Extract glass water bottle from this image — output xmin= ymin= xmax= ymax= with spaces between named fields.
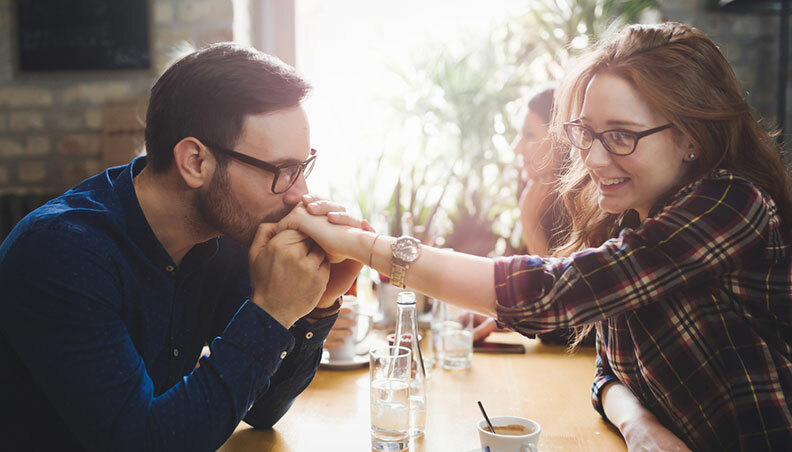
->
xmin=394 ymin=291 xmax=427 ymax=437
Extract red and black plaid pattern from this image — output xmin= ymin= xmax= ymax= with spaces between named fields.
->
xmin=494 ymin=170 xmax=792 ymax=451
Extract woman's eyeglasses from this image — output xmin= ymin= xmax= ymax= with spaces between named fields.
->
xmin=563 ymin=121 xmax=672 ymax=156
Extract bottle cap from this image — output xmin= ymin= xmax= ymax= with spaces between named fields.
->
xmin=396 ymin=291 xmax=417 ymax=305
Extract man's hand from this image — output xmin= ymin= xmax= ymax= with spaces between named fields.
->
xmin=276 ymin=195 xmax=373 ymax=264
xmin=277 ymin=195 xmax=375 ymax=309
xmin=247 ymin=224 xmax=330 ymax=329
xmin=314 ymin=259 xmax=363 ymax=308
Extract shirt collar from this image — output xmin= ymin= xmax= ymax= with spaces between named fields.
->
xmin=110 ymin=157 xmax=228 ymax=276
xmin=113 ymin=156 xmax=176 ymax=270
xmin=610 ymin=177 xmax=696 ymax=235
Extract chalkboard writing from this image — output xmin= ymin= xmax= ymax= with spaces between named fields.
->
xmin=17 ymin=0 xmax=150 ymax=71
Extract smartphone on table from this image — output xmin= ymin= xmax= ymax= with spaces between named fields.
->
xmin=473 ymin=341 xmax=526 ymax=354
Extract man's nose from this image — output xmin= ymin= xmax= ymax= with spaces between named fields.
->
xmin=282 ymin=175 xmax=309 ymax=205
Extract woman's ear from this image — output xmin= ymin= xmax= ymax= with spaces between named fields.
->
xmin=172 ymin=138 xmax=215 ymax=188
xmin=684 ymin=143 xmax=697 ymax=162
xmin=676 ymin=133 xmax=696 ymax=162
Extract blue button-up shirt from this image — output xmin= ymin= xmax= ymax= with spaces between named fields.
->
xmin=0 ymin=157 xmax=336 ymax=451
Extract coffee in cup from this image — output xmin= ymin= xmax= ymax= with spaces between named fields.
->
xmin=477 ymin=416 xmax=541 ymax=452
xmin=482 ymin=424 xmax=536 ymax=436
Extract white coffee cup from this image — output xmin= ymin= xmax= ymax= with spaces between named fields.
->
xmin=477 ymin=416 xmax=541 ymax=452
xmin=327 ymin=297 xmax=372 ymax=362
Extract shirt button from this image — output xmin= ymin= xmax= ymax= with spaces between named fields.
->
xmin=280 ymin=351 xmax=288 ymax=359
xmin=165 ymin=265 xmax=175 ymax=272
xmin=305 ymin=332 xmax=314 ymax=339
xmin=173 ymin=348 xmax=180 ymax=357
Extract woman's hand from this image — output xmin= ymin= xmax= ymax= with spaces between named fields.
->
xmin=277 ymin=195 xmax=373 ymax=264
xmin=621 ymin=412 xmax=692 ymax=452
xmin=276 ymin=196 xmax=375 ymax=308
xmin=471 ymin=314 xmax=507 ymax=342
xmin=602 ymin=382 xmax=691 ymax=452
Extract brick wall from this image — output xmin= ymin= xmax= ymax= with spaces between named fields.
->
xmin=659 ymin=0 xmax=791 ymax=166
xmin=0 ymin=0 xmax=786 ymax=196
xmin=0 ymin=0 xmax=235 ymax=195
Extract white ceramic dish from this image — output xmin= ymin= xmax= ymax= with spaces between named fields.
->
xmin=320 ymin=349 xmax=369 ymax=369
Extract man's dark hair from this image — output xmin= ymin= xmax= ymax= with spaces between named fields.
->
xmin=144 ymin=42 xmax=312 ymax=172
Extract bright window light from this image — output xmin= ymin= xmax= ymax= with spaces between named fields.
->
xmin=295 ymin=0 xmax=530 ymax=214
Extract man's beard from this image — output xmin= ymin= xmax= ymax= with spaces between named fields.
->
xmin=194 ymin=167 xmax=293 ymax=247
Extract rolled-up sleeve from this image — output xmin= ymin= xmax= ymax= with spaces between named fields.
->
xmin=590 ymin=324 xmax=618 ymax=420
xmin=493 ymin=173 xmax=771 ymax=336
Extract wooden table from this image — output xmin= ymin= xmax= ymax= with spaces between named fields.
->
xmin=218 ymin=332 xmax=626 ymax=451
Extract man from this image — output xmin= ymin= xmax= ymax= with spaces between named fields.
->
xmin=0 ymin=43 xmax=360 ymax=451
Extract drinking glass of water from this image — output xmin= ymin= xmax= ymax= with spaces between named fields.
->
xmin=370 ymin=346 xmax=411 ymax=451
xmin=432 ymin=300 xmax=474 ymax=370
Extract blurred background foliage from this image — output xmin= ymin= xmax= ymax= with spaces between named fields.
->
xmin=347 ymin=0 xmax=659 ymax=256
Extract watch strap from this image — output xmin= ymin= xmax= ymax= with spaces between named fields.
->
xmin=390 ymin=260 xmax=409 ymax=289
xmin=305 ymin=296 xmax=343 ymax=320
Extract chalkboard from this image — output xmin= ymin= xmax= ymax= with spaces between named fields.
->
xmin=16 ymin=0 xmax=150 ymax=71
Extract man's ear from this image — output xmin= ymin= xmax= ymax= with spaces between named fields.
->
xmin=172 ymin=137 xmax=215 ymax=188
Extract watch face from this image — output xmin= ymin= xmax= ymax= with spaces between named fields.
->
xmin=393 ymin=237 xmax=421 ymax=262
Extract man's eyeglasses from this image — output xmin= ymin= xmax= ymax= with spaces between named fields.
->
xmin=563 ymin=120 xmax=672 ymax=156
xmin=207 ymin=144 xmax=317 ymax=194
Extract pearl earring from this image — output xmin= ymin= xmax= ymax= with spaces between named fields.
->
xmin=688 ymin=153 xmax=696 ymax=159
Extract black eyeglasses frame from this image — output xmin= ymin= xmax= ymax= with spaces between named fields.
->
xmin=205 ymin=144 xmax=317 ymax=194
xmin=563 ymin=120 xmax=673 ymax=156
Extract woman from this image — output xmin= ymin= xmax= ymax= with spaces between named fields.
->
xmin=514 ymin=85 xmax=567 ymax=257
xmin=274 ymin=23 xmax=792 ymax=451
xmin=474 ymin=85 xmax=579 ymax=343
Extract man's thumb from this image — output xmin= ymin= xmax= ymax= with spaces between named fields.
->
xmin=249 ymin=222 xmax=280 ymax=253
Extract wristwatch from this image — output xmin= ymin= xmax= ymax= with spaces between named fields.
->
xmin=390 ymin=236 xmax=422 ymax=289
xmin=305 ymin=296 xmax=342 ymax=320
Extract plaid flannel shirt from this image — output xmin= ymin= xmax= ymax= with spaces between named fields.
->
xmin=494 ymin=170 xmax=792 ymax=451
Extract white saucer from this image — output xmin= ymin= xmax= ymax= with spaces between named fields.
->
xmin=466 ymin=447 xmax=545 ymax=452
xmin=320 ymin=350 xmax=369 ymax=370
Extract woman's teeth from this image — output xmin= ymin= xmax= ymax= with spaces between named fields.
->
xmin=601 ymin=177 xmax=629 ymax=186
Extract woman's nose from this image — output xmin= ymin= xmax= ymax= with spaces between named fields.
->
xmin=582 ymin=139 xmax=611 ymax=170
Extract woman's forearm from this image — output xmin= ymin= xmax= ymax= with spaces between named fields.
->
xmin=602 ymin=381 xmax=693 ymax=451
xmin=346 ymin=230 xmax=498 ymax=317
xmin=602 ymin=381 xmax=656 ymax=433
xmin=280 ymin=204 xmax=499 ymax=317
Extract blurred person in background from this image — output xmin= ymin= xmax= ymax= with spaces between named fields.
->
xmin=475 ymin=86 xmax=593 ymax=347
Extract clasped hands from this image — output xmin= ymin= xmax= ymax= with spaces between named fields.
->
xmin=247 ymin=194 xmax=371 ymax=329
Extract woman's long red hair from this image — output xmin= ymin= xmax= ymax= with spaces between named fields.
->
xmin=549 ymin=22 xmax=792 ymax=345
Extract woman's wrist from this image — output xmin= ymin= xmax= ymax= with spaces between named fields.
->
xmin=351 ymin=230 xmax=376 ymax=264
xmin=602 ymin=381 xmax=655 ymax=435
xmin=617 ymin=405 xmax=659 ymax=438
